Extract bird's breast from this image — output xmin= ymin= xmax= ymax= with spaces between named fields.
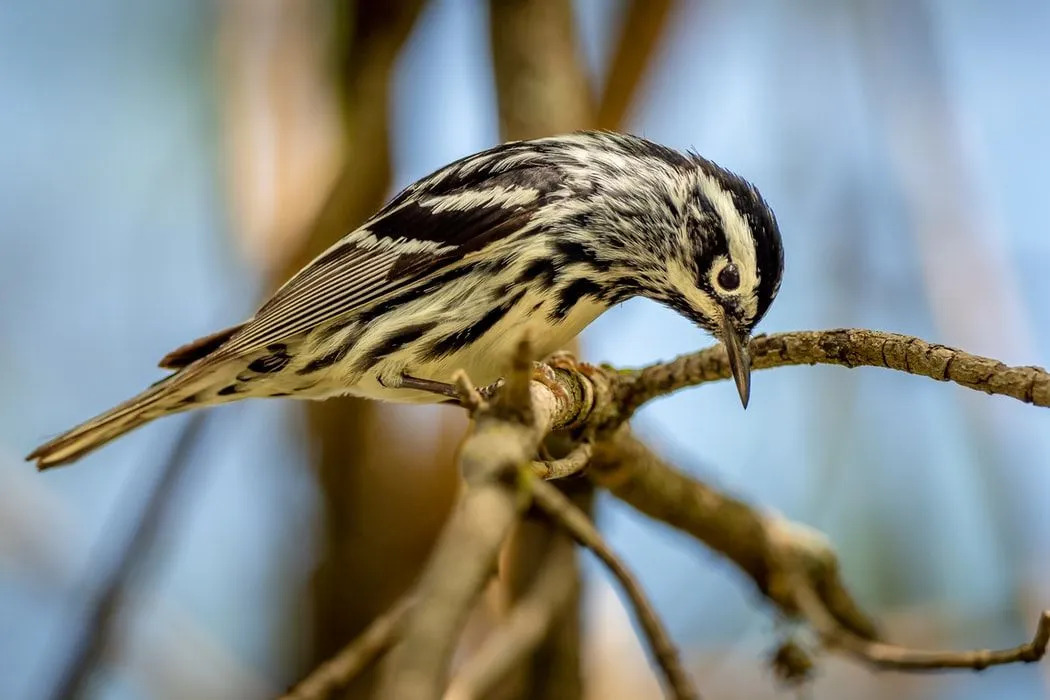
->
xmin=350 ymin=287 xmax=607 ymax=403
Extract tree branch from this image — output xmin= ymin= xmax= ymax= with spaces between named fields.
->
xmin=532 ymin=442 xmax=593 ymax=480
xmin=282 ymin=596 xmax=415 ymax=700
xmin=614 ymin=329 xmax=1050 ymax=419
xmin=298 ymin=327 xmax=1049 ymax=697
xmin=595 ymin=0 xmax=678 ymax=130
xmin=786 ymin=563 xmax=1050 ymax=672
xmin=502 ymin=330 xmax=1049 ymax=455
xmin=587 ymin=429 xmax=880 ymax=641
xmin=376 ymin=342 xmax=549 ymax=699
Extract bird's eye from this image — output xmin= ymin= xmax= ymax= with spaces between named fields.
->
xmin=717 ymin=263 xmax=741 ymax=291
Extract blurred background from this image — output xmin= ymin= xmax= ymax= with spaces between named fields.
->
xmin=2 ymin=0 xmax=1049 ymax=698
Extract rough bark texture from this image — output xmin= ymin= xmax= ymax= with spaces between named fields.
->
xmin=614 ymin=329 xmax=1050 ymax=419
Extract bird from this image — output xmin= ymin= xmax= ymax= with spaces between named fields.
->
xmin=27 ymin=131 xmax=784 ymax=469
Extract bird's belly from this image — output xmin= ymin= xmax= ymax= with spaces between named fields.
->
xmin=350 ymin=291 xmax=607 ymax=404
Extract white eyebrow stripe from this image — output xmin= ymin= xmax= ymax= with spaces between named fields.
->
xmin=693 ymin=171 xmax=760 ymax=322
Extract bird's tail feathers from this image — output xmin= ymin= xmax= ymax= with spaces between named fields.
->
xmin=27 ymin=369 xmax=212 ymax=470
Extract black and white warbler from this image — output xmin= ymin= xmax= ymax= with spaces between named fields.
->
xmin=29 ymin=131 xmax=784 ymax=468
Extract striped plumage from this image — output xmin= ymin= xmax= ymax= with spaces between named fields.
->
xmin=28 ymin=131 xmax=784 ymax=469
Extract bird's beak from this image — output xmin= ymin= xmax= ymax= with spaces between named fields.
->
xmin=720 ymin=314 xmax=751 ymax=409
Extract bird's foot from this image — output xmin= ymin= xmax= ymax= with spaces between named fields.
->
xmin=531 ymin=361 xmax=573 ymax=406
xmin=543 ymin=350 xmax=601 ymax=381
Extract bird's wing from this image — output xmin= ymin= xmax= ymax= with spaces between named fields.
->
xmin=214 ymin=159 xmax=564 ymax=358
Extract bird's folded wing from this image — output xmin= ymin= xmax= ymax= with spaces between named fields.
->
xmin=216 ymin=165 xmax=556 ymax=358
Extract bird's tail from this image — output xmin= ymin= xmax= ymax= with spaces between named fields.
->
xmin=27 ymin=369 xmax=216 ymax=470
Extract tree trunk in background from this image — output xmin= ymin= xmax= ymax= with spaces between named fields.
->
xmin=287 ymin=4 xmax=464 ymax=699
xmin=220 ymin=1 xmax=455 ymax=697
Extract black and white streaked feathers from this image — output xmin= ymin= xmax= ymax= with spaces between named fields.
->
xmin=28 ymin=130 xmax=785 ymax=468
xmin=217 ymin=131 xmax=782 ymax=358
xmin=218 ymin=153 xmax=565 ymax=357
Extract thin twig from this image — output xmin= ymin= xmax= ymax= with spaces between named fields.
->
xmin=45 ymin=414 xmax=208 ymax=700
xmin=282 ymin=596 xmax=414 ymax=700
xmin=451 ymin=369 xmax=486 ymax=413
xmin=791 ymin=570 xmax=1050 ymax=671
xmin=530 ymin=479 xmax=700 ymax=700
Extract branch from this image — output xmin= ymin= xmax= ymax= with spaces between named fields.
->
xmin=488 ymin=0 xmax=592 ymax=139
xmin=376 ymin=342 xmax=550 ymax=699
xmin=509 ymin=330 xmax=1049 ymax=453
xmin=299 ymin=327 xmax=1049 ymax=698
xmin=587 ymin=429 xmax=880 ymax=640
xmin=282 ymin=596 xmax=414 ymax=700
xmin=785 ymin=562 xmax=1050 ymax=672
xmin=614 ymin=329 xmax=1050 ymax=418
xmin=530 ymin=479 xmax=700 ymax=700
xmin=532 ymin=442 xmax=593 ymax=480
xmin=595 ymin=0 xmax=678 ymax=130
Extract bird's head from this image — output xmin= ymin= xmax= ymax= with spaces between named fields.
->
xmin=542 ymin=132 xmax=783 ymax=406
xmin=637 ymin=157 xmax=784 ymax=407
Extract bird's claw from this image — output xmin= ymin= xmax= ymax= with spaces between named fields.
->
xmin=531 ymin=362 xmax=572 ymax=406
xmin=544 ymin=350 xmax=601 ymax=381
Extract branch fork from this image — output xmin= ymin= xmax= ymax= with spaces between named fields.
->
xmin=286 ymin=328 xmax=1050 ymax=699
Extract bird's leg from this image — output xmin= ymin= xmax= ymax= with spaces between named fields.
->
xmin=392 ymin=374 xmax=462 ymax=401
xmin=393 ymin=373 xmax=505 ymax=404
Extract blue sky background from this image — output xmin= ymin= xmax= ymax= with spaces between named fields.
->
xmin=2 ymin=1 xmax=1049 ymax=698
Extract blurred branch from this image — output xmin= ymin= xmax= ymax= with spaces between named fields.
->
xmin=587 ymin=429 xmax=880 ymax=641
xmin=255 ymin=4 xmax=447 ymax=697
xmin=487 ymin=2 xmax=598 ymax=697
xmin=444 ymin=525 xmax=578 ymax=700
xmin=791 ymin=574 xmax=1050 ymax=672
xmin=279 ymin=0 xmax=427 ymax=278
xmin=596 ymin=0 xmax=678 ymax=130
xmin=590 ymin=427 xmax=1050 ymax=680
xmin=489 ymin=0 xmax=593 ymax=139
xmin=45 ymin=414 xmax=208 ymax=700
xmin=1 ymin=448 xmax=274 ymax=698
xmin=282 ymin=596 xmax=415 ymax=700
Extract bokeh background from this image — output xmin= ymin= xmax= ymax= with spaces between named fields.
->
xmin=2 ymin=1 xmax=1049 ymax=698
